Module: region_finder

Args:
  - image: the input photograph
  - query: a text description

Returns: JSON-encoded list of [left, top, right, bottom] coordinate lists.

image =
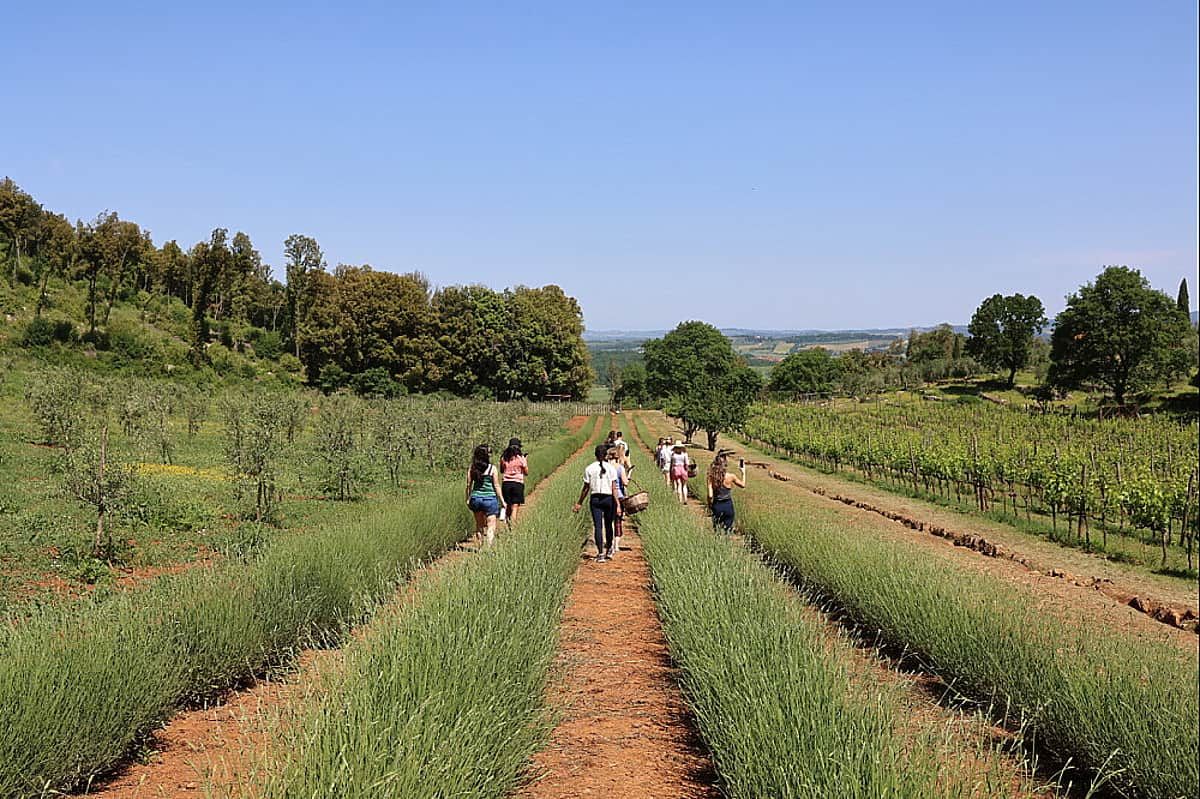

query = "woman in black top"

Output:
[[706, 453, 746, 532]]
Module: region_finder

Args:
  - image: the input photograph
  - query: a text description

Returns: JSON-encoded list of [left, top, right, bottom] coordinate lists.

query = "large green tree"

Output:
[[613, 362, 648, 407], [965, 293, 1047, 387], [188, 229, 231, 364], [300, 265, 435, 387], [0, 177, 43, 283], [32, 212, 76, 317], [906, 323, 963, 363], [283, 234, 326, 358], [644, 321, 762, 450], [503, 285, 592, 400], [429, 284, 511, 395], [768, 348, 838, 397], [1049, 266, 1189, 404]]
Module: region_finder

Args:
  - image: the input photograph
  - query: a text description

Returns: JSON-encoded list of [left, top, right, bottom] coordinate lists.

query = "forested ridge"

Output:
[[0, 178, 592, 399]]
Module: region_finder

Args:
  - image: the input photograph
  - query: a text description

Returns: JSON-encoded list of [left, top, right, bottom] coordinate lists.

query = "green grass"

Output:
[[737, 489, 1199, 799], [626, 427, 1024, 797], [262, 420, 600, 798], [0, 418, 595, 798], [0, 359, 581, 610]]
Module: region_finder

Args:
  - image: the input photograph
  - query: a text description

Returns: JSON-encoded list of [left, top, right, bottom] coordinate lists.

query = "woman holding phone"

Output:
[[706, 452, 746, 532]]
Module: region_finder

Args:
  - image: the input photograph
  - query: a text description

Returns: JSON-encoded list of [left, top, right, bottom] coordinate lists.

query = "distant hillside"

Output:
[[584, 324, 966, 343]]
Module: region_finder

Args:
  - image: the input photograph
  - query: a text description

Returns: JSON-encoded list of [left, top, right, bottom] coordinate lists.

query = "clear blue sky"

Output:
[[3, 1, 1196, 330]]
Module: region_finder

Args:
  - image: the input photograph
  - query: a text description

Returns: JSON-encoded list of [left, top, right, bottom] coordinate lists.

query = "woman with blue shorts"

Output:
[[466, 444, 505, 546]]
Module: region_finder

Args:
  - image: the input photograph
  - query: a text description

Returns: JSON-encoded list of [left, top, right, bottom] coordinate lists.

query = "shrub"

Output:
[[21, 317, 75, 347], [318, 363, 349, 394], [278, 353, 303, 374], [107, 320, 157, 363], [249, 329, 282, 360], [351, 366, 402, 398]]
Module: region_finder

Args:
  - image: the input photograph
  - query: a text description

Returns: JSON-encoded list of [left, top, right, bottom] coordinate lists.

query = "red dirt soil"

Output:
[[512, 523, 718, 799]]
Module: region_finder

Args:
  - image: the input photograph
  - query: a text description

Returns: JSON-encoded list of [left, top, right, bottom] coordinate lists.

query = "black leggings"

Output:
[[589, 494, 616, 553], [712, 497, 735, 531]]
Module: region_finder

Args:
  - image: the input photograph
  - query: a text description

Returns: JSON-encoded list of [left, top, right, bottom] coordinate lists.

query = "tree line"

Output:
[[761, 267, 1195, 405], [0, 178, 592, 399], [616, 266, 1196, 451]]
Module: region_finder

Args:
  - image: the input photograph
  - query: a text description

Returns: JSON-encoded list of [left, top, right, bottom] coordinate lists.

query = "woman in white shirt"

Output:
[[657, 438, 672, 483], [572, 444, 619, 563]]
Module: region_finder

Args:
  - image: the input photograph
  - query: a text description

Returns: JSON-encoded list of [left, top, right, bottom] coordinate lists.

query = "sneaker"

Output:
[[605, 548, 614, 558], [596, 555, 608, 563]]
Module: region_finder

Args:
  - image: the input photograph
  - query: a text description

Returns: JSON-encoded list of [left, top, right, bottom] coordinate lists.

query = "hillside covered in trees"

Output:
[[0, 178, 592, 399]]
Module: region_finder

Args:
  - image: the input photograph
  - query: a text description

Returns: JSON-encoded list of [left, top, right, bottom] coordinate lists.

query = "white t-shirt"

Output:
[[583, 461, 618, 495]]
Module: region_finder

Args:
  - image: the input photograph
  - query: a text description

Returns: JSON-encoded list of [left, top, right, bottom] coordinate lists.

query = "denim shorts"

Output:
[[468, 495, 501, 516]]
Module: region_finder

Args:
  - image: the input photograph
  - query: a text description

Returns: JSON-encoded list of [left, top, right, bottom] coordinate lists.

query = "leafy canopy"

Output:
[[644, 321, 762, 450], [768, 348, 838, 397], [965, 293, 1047, 387], [1049, 266, 1188, 404]]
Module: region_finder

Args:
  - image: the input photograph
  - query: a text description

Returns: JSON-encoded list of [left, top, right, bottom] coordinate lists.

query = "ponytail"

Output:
[[594, 444, 609, 476]]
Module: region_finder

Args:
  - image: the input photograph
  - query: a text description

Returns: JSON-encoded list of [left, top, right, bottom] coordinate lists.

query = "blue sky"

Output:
[[3, 1, 1196, 330]]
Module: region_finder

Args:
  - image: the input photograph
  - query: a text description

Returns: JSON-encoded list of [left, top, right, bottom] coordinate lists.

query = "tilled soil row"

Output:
[[77, 416, 603, 799], [735, 447, 1200, 634], [808, 485, 1200, 633], [512, 521, 718, 799]]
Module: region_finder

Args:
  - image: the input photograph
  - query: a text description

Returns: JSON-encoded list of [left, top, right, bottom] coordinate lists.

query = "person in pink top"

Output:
[[500, 437, 530, 524]]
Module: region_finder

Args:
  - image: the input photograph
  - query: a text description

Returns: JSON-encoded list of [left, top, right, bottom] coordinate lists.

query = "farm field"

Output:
[[741, 397, 1200, 579], [65, 416, 603, 799], [0, 359, 592, 611], [621, 426, 1052, 798], [0, 371, 595, 798], [634, 411, 1198, 799]]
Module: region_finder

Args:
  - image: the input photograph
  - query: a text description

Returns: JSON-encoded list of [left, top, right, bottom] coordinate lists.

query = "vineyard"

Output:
[[741, 398, 1200, 572], [631, 410, 1198, 799], [1, 368, 1197, 799]]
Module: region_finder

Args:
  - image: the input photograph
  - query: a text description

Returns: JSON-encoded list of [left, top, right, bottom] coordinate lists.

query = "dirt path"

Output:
[[640, 412, 1198, 654], [512, 526, 718, 799], [77, 417, 603, 799]]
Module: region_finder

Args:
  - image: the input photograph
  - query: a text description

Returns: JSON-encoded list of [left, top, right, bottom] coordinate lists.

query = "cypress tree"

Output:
[[1178, 278, 1190, 316]]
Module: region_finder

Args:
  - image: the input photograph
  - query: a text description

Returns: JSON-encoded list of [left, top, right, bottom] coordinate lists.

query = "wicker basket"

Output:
[[622, 491, 650, 514]]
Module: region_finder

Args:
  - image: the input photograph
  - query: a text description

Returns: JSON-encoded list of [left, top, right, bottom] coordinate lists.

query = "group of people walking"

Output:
[[653, 436, 746, 530], [571, 431, 631, 562], [466, 437, 529, 546], [468, 427, 746, 561]]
